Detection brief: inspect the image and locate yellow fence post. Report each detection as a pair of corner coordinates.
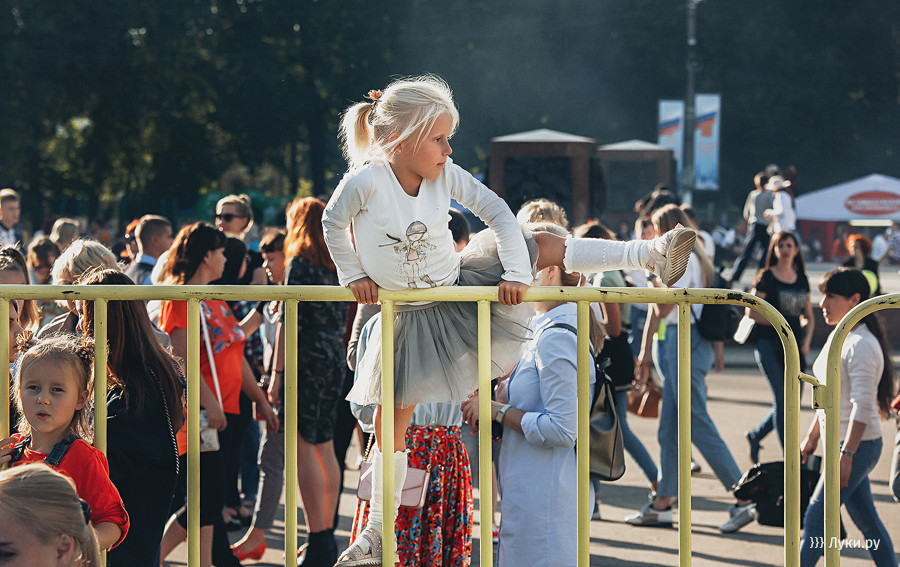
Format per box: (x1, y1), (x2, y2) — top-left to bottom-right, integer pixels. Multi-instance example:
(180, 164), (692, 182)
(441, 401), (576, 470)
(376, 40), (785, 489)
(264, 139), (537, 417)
(576, 301), (590, 567)
(677, 302), (692, 566)
(93, 299), (108, 455)
(284, 300), (299, 566)
(380, 300), (396, 565)
(0, 299), (8, 440)
(186, 299), (201, 567)
(477, 299), (493, 567)
(92, 299), (109, 567)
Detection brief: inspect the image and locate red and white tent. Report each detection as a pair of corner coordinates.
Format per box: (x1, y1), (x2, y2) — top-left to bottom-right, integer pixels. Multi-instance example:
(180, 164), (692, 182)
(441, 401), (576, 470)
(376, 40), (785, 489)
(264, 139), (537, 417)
(796, 174), (900, 221)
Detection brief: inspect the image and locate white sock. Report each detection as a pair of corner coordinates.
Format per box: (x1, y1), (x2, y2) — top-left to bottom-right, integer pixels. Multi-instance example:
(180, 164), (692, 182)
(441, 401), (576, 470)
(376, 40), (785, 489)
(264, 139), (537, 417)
(562, 238), (650, 273)
(364, 450), (408, 534)
(391, 450), (408, 513)
(366, 448), (384, 533)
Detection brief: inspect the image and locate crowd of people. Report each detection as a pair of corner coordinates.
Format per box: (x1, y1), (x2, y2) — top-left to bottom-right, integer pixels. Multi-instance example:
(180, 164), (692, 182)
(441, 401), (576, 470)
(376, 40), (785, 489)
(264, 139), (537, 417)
(0, 77), (898, 567)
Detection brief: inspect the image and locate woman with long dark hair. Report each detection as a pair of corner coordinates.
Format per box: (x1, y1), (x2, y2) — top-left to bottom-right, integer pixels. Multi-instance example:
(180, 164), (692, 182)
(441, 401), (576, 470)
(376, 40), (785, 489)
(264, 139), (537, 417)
(79, 268), (185, 567)
(157, 222), (277, 567)
(800, 268), (895, 566)
(745, 230), (814, 461)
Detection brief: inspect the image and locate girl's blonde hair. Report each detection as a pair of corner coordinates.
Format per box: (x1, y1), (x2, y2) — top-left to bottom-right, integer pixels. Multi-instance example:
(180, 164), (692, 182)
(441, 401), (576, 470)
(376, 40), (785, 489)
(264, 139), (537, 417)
(216, 194), (255, 237)
(15, 334), (95, 441)
(51, 239), (120, 284)
(516, 198), (570, 229)
(0, 464), (101, 567)
(531, 222), (607, 351)
(651, 204), (715, 286)
(340, 75), (460, 170)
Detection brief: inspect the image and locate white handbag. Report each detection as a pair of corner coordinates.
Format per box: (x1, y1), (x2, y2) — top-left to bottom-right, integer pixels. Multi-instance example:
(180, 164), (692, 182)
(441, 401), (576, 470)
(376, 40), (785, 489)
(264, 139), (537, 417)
(198, 302), (224, 452)
(733, 314), (757, 345)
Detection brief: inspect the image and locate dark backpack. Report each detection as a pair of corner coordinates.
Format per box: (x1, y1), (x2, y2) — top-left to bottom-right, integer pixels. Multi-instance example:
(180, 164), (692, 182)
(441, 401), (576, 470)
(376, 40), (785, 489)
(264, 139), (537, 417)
(697, 271), (741, 342)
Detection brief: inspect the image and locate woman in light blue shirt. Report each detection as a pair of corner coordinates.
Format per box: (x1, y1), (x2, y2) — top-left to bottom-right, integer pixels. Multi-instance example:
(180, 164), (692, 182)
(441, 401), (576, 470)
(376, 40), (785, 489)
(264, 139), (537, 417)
(462, 224), (602, 567)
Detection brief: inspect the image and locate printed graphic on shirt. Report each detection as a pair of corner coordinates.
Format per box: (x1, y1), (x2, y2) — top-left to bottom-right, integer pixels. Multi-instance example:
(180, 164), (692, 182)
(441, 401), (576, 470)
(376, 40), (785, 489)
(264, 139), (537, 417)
(383, 221), (438, 288)
(201, 301), (245, 354)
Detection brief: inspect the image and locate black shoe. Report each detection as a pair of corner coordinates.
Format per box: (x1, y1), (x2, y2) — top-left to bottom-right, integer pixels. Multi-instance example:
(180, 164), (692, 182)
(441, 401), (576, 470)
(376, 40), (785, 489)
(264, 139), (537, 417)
(746, 431), (762, 463)
(297, 531), (337, 567)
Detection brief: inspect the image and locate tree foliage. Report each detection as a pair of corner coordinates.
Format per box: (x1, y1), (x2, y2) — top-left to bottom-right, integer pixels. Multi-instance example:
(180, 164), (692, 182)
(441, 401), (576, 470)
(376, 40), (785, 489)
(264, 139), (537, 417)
(1, 0), (897, 226)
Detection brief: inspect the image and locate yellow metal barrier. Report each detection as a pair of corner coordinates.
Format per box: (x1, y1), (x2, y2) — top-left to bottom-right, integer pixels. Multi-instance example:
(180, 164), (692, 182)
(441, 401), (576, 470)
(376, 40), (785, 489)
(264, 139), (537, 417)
(0, 284), (817, 566)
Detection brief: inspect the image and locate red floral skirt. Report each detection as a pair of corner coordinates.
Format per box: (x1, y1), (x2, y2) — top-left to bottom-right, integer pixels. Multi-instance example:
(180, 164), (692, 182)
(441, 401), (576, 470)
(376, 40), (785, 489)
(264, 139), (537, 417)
(351, 426), (473, 567)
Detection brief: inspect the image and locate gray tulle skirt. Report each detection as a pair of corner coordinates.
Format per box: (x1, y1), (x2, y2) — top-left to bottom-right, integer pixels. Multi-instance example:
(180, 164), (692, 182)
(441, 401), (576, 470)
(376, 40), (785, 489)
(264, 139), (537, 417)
(348, 227), (538, 407)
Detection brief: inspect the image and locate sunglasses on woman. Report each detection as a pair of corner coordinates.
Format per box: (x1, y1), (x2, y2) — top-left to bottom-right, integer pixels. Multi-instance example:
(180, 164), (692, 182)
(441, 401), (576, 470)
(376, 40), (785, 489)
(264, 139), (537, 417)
(215, 213), (247, 223)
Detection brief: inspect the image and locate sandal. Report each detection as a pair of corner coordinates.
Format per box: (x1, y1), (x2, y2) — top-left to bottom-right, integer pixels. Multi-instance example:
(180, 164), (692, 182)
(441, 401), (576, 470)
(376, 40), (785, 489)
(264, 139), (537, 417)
(334, 528), (382, 567)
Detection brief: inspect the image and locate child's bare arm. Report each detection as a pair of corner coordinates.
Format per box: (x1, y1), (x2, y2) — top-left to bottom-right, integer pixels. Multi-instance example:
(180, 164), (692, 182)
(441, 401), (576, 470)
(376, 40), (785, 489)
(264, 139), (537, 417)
(94, 522), (122, 550)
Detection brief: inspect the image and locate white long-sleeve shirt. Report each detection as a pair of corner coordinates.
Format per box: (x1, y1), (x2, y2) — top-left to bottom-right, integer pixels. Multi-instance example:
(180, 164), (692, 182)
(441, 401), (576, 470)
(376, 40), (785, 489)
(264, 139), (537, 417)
(322, 158), (532, 291)
(770, 191), (796, 233)
(812, 325), (885, 442)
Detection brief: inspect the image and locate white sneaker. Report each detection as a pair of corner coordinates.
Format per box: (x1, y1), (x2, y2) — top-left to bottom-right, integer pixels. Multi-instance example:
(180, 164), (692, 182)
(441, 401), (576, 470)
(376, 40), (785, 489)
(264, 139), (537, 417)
(624, 502), (673, 527)
(718, 503), (756, 533)
(690, 460), (702, 475)
(647, 224), (697, 287)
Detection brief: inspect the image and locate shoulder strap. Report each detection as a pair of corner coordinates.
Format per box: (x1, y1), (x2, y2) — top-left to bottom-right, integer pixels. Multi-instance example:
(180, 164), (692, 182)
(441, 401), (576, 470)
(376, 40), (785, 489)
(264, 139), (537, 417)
(44, 434), (81, 467)
(8, 435), (30, 465)
(545, 323), (609, 410)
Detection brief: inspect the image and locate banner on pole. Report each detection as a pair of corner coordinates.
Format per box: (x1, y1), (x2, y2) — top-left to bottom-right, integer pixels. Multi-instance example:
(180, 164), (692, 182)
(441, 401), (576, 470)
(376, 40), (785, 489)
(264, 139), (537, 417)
(657, 95), (720, 190)
(693, 93), (721, 190)
(658, 99), (684, 184)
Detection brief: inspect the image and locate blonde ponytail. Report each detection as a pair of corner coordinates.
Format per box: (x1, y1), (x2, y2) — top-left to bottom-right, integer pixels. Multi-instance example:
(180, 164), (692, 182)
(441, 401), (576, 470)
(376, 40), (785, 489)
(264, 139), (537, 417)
(339, 102), (375, 170)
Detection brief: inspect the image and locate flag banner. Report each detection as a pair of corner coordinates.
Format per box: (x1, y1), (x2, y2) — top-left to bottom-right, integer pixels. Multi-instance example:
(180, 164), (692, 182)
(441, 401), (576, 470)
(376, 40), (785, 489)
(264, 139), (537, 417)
(694, 93), (721, 190)
(658, 99), (684, 183)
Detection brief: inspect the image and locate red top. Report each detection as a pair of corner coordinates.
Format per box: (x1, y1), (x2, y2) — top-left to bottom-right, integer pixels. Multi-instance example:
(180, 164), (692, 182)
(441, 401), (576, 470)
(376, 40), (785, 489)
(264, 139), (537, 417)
(12, 434), (130, 549)
(159, 299), (245, 415)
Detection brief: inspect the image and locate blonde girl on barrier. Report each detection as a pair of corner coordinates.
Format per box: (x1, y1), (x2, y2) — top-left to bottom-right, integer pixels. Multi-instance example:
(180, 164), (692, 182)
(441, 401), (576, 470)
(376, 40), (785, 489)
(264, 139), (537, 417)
(323, 74), (696, 565)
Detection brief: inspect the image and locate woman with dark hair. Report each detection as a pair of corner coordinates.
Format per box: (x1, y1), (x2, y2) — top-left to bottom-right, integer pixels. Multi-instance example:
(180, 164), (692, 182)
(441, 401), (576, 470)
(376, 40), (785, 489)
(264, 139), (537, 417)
(745, 230), (814, 462)
(211, 236), (267, 529)
(79, 268), (185, 567)
(842, 234), (881, 296)
(267, 197), (347, 566)
(800, 268), (896, 566)
(157, 222), (278, 567)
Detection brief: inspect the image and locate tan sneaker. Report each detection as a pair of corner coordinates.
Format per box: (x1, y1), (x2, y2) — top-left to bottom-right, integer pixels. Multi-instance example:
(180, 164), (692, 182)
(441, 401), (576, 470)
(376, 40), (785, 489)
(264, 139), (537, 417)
(646, 224), (697, 286)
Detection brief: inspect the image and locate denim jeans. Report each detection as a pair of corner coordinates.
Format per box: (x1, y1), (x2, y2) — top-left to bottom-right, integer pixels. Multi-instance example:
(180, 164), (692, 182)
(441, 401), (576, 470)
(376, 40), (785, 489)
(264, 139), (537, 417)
(655, 324), (742, 498)
(731, 222), (771, 283)
(751, 335), (786, 447)
(801, 437), (896, 566)
(750, 335), (805, 450)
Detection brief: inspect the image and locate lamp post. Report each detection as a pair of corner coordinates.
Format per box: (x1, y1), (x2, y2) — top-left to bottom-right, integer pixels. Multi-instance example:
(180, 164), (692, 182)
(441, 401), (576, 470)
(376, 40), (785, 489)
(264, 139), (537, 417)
(681, 0), (702, 206)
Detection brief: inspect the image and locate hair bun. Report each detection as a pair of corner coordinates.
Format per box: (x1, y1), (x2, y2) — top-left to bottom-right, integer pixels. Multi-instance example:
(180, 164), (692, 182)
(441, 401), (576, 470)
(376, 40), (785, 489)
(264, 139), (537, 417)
(76, 337), (95, 367)
(15, 330), (35, 354)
